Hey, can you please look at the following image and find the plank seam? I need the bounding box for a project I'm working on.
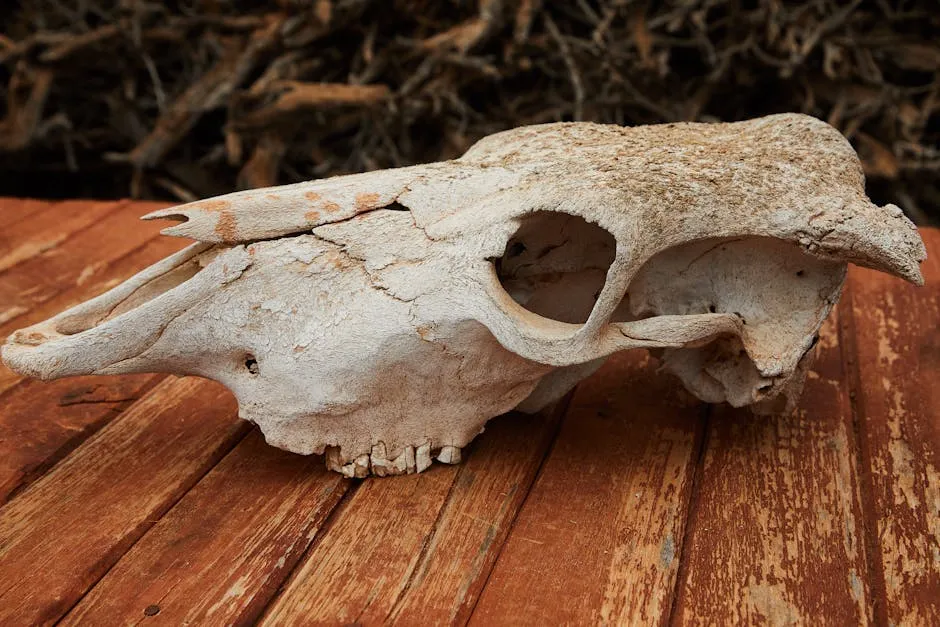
[0,198,133,280]
[461,390,576,626]
[51,419,254,623]
[258,475,362,618]
[381,464,469,623]
[838,277,890,626]
[0,374,169,506]
[665,402,712,627]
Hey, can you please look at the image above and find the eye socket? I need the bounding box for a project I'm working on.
[495,211,616,324]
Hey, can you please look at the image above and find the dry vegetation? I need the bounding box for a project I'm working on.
[1,0,938,222]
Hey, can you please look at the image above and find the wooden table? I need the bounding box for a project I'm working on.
[0,198,937,626]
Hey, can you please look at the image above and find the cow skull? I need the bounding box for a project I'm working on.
[2,114,925,477]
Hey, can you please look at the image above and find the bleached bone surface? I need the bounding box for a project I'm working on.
[2,114,926,476]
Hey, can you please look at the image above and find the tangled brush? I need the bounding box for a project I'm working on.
[1,1,938,222]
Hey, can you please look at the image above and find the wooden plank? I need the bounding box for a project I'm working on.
[62,430,349,626]
[0,376,247,626]
[261,406,563,625]
[671,311,872,625]
[844,227,940,626]
[0,373,162,503]
[0,199,125,322]
[0,199,126,276]
[470,352,705,626]
[1,197,57,228]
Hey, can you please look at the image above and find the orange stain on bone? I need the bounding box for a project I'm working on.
[305,210,321,223]
[214,211,239,242]
[196,200,230,213]
[322,201,341,213]
[355,192,382,211]
[304,191,321,201]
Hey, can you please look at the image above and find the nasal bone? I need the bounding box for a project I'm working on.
[1,243,251,381]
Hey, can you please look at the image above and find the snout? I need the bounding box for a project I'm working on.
[1,243,249,380]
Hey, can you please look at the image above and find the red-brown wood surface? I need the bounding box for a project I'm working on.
[672,312,872,625]
[844,229,940,626]
[0,198,936,625]
[0,377,246,625]
[62,431,348,626]
[471,352,704,626]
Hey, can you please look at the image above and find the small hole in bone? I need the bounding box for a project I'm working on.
[708,304,717,313]
[796,270,805,277]
[507,241,526,257]
[496,211,615,324]
[245,356,259,375]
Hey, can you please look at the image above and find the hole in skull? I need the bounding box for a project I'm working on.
[245,355,259,375]
[508,241,527,258]
[496,211,616,324]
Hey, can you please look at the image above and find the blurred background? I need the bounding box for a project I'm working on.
[1,0,938,223]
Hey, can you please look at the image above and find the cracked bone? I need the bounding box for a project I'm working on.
[1,114,926,476]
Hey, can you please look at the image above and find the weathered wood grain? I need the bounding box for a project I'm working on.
[0,206,185,504]
[0,373,162,503]
[0,199,124,276]
[386,405,566,626]
[261,407,563,625]
[0,376,247,626]
[262,463,458,624]
[0,199,121,326]
[845,228,940,626]
[671,311,872,625]
[2,198,53,227]
[470,352,705,626]
[62,430,348,626]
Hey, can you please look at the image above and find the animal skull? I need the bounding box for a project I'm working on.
[2,114,925,477]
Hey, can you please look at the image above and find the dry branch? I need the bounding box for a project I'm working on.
[0,0,936,223]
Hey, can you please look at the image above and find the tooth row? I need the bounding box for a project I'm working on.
[324,442,463,477]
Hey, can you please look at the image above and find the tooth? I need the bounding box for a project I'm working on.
[402,446,416,474]
[370,442,392,477]
[436,445,461,465]
[325,446,344,473]
[342,454,370,479]
[416,441,432,473]
[325,447,370,478]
